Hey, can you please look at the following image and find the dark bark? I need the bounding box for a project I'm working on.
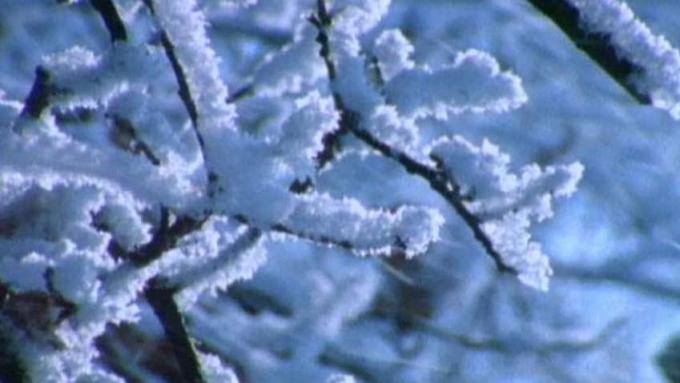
[129,208,207,267]
[90,0,128,42]
[144,281,206,383]
[19,67,51,119]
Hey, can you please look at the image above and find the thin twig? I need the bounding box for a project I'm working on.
[110,114,162,166]
[142,0,204,152]
[0,283,29,383]
[234,214,407,257]
[169,228,262,291]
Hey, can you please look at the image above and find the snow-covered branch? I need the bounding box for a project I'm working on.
[527,0,680,119]
[310,0,581,290]
[10,0,675,380]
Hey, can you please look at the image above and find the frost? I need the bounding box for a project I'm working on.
[284,193,444,257]
[430,136,582,289]
[373,29,415,81]
[367,104,424,160]
[332,54,383,114]
[568,0,680,119]
[430,137,583,217]
[332,0,391,37]
[95,203,152,250]
[253,28,326,97]
[43,45,167,112]
[276,91,340,178]
[481,211,552,291]
[212,0,258,9]
[43,45,99,71]
[385,50,528,119]
[153,217,267,307]
[199,351,240,383]
[151,0,234,125]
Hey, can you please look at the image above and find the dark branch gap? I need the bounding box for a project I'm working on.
[19,66,51,119]
[129,208,207,267]
[0,328,28,383]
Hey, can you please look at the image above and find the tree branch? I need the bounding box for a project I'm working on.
[168,227,262,291]
[234,214,407,257]
[309,1,515,273]
[19,0,127,122]
[144,280,206,383]
[129,207,207,267]
[350,124,513,273]
[526,0,650,103]
[309,2,349,169]
[90,0,128,43]
[142,0,204,152]
[110,114,162,166]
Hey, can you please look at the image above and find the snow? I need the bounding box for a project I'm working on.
[373,29,415,82]
[384,49,528,120]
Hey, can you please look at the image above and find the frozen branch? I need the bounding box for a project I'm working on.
[168,227,262,291]
[527,0,680,119]
[309,1,514,273]
[143,0,204,151]
[534,318,626,355]
[309,1,349,168]
[351,126,514,272]
[526,0,648,103]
